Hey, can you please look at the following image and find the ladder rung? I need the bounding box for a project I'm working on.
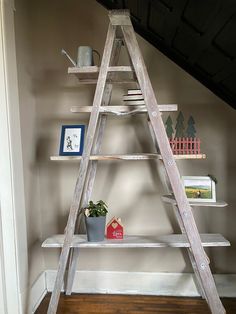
[108,66,133,72]
[50,154,206,161]
[162,195,228,207]
[70,105,178,114]
[68,66,133,74]
[68,66,135,84]
[42,234,230,248]
[74,79,137,85]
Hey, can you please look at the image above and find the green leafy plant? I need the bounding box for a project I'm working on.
[84,200,108,217]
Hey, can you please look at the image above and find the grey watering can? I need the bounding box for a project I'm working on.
[61,47,100,67]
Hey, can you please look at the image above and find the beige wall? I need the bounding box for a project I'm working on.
[15,0,44,288]
[15,0,236,285]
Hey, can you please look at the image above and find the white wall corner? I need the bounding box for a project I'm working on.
[28,272,47,314]
[0,0,28,313]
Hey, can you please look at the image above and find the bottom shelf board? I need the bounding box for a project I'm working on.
[42,234,230,248]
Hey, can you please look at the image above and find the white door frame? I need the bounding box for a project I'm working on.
[0,0,28,313]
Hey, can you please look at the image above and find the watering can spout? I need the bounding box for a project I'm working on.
[61,49,76,67]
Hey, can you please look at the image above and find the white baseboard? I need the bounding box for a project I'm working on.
[28,272,47,314]
[45,270,236,297]
[28,270,236,314]
[29,270,236,313]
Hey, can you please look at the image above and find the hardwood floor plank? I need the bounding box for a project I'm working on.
[35,293,236,314]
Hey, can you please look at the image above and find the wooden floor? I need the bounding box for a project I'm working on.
[36,294,236,314]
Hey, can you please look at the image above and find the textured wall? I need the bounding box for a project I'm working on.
[16,0,236,284]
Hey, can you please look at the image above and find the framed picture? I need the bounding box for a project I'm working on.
[59,125,85,156]
[182,176,216,202]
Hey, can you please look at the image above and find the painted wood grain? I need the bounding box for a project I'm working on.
[162,195,228,207]
[51,154,206,161]
[42,234,230,248]
[65,40,123,296]
[47,23,117,314]
[47,10,227,314]
[121,18,226,314]
[70,104,178,113]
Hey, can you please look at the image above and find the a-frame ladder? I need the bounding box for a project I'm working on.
[47,10,226,314]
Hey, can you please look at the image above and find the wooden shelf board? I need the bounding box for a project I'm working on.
[174,154,206,159]
[162,195,228,207]
[68,66,133,74]
[70,105,178,113]
[42,234,230,248]
[50,153,206,161]
[68,66,99,74]
[68,66,136,84]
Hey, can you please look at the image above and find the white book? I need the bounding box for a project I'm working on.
[127,89,142,95]
[123,94,144,101]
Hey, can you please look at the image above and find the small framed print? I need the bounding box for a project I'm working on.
[59,125,85,156]
[182,176,216,202]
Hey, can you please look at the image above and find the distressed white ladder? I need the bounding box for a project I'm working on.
[47,10,226,314]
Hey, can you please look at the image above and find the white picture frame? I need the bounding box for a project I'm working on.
[182,176,216,202]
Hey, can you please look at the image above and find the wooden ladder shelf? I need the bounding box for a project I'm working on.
[45,10,229,314]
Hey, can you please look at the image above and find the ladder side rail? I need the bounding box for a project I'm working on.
[65,116,105,295]
[66,40,123,295]
[121,22,225,314]
[47,23,117,314]
[173,205,207,300]
[147,118,160,154]
[65,115,105,295]
[65,103,109,296]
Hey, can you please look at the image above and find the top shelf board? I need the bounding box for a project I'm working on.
[162,195,228,207]
[68,66,136,84]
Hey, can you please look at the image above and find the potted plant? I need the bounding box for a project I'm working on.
[84,200,108,242]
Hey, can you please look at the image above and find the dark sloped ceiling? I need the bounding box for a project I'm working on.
[97,0,236,109]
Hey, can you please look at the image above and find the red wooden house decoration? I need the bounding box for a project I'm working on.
[106,217,124,239]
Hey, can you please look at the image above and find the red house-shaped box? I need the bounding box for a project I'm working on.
[106,217,124,239]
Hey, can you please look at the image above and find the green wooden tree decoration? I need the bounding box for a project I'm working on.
[175,111,185,138]
[186,115,196,138]
[165,115,174,138]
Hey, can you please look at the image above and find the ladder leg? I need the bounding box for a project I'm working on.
[173,205,207,299]
[122,24,225,314]
[65,248,80,295]
[66,116,106,295]
[65,39,122,295]
[47,24,116,314]
[65,114,107,295]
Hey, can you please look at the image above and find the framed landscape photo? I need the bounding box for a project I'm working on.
[59,125,85,156]
[182,176,216,202]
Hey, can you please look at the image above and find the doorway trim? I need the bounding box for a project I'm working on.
[0,0,28,313]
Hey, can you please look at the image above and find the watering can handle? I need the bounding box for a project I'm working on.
[92,49,101,65]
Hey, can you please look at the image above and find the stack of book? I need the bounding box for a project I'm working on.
[123,89,145,105]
